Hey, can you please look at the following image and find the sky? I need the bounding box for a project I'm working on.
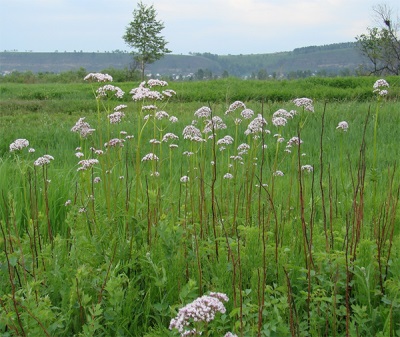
[0,0,398,55]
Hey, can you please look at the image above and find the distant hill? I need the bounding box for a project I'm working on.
[0,42,368,78]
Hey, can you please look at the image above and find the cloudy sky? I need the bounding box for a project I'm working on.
[0,0,398,55]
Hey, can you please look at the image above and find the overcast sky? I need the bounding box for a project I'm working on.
[0,0,398,55]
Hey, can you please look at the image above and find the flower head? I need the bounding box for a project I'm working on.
[141,153,159,162]
[10,138,29,152]
[71,117,95,138]
[194,106,211,118]
[180,176,190,183]
[84,73,113,82]
[34,154,54,166]
[293,97,314,112]
[336,121,349,132]
[373,79,389,96]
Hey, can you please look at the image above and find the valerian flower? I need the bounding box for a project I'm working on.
[244,114,268,135]
[71,117,95,138]
[9,138,29,152]
[162,133,179,142]
[223,173,234,179]
[183,125,202,140]
[84,72,113,82]
[104,138,125,148]
[301,165,314,173]
[96,85,124,99]
[373,79,389,96]
[194,106,211,118]
[180,176,190,183]
[108,111,125,124]
[169,292,228,336]
[225,101,246,114]
[217,135,234,146]
[273,170,284,176]
[155,110,169,120]
[336,121,349,132]
[240,108,254,119]
[77,159,99,171]
[141,153,159,162]
[272,116,287,127]
[203,116,227,134]
[293,97,314,112]
[34,154,54,166]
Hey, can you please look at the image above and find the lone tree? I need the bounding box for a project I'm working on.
[123,1,171,80]
[356,4,400,75]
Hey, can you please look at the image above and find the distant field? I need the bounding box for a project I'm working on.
[1,77,399,336]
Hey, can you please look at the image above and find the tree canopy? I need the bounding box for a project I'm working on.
[123,2,171,80]
[356,4,400,75]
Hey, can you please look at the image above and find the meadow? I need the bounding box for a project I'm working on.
[0,75,399,337]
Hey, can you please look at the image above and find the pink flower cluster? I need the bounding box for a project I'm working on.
[84,73,113,82]
[373,79,389,96]
[169,292,229,336]
[293,97,314,112]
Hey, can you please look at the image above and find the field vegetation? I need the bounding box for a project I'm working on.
[0,75,399,336]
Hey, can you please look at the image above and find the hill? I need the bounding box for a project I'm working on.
[0,42,367,78]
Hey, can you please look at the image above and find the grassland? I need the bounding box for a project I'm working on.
[0,76,399,337]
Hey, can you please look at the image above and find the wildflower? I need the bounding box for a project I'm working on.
[36,154,54,166]
[65,200,72,206]
[147,79,168,87]
[71,117,95,138]
[274,170,284,176]
[301,165,313,172]
[77,158,99,171]
[373,79,389,96]
[244,114,268,135]
[162,89,176,97]
[183,125,202,140]
[217,135,234,146]
[293,97,314,112]
[84,72,113,82]
[78,207,86,213]
[336,121,349,132]
[223,173,234,179]
[130,82,163,101]
[225,100,246,114]
[96,84,124,99]
[180,176,190,183]
[287,136,303,146]
[183,151,194,157]
[169,292,228,335]
[142,105,158,111]
[75,152,84,158]
[169,116,179,123]
[119,176,125,180]
[234,118,242,125]
[28,148,35,153]
[141,153,159,162]
[194,106,211,118]
[237,143,250,152]
[114,104,127,111]
[170,144,179,149]
[150,172,159,177]
[273,108,293,119]
[203,116,227,133]
[104,138,125,148]
[94,177,101,183]
[272,116,287,127]
[10,138,29,152]
[224,333,238,337]
[108,111,125,124]
[162,133,179,142]
[241,108,254,119]
[155,110,169,120]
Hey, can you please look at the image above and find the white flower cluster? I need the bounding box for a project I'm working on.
[96,85,124,99]
[217,135,234,146]
[162,133,179,142]
[155,110,169,120]
[244,114,268,136]
[194,106,211,118]
[130,81,164,101]
[71,117,95,138]
[203,116,227,134]
[183,125,203,141]
[336,121,349,132]
[293,97,314,112]
[373,79,389,96]
[34,154,54,166]
[108,111,125,124]
[77,159,99,171]
[147,79,168,87]
[104,138,125,148]
[301,165,314,173]
[84,73,113,82]
[180,175,190,183]
[141,153,159,162]
[169,292,229,336]
[225,100,246,114]
[240,108,254,119]
[10,138,29,152]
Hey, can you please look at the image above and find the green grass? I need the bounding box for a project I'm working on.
[0,77,399,337]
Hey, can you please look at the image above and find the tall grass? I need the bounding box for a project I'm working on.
[0,76,399,337]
